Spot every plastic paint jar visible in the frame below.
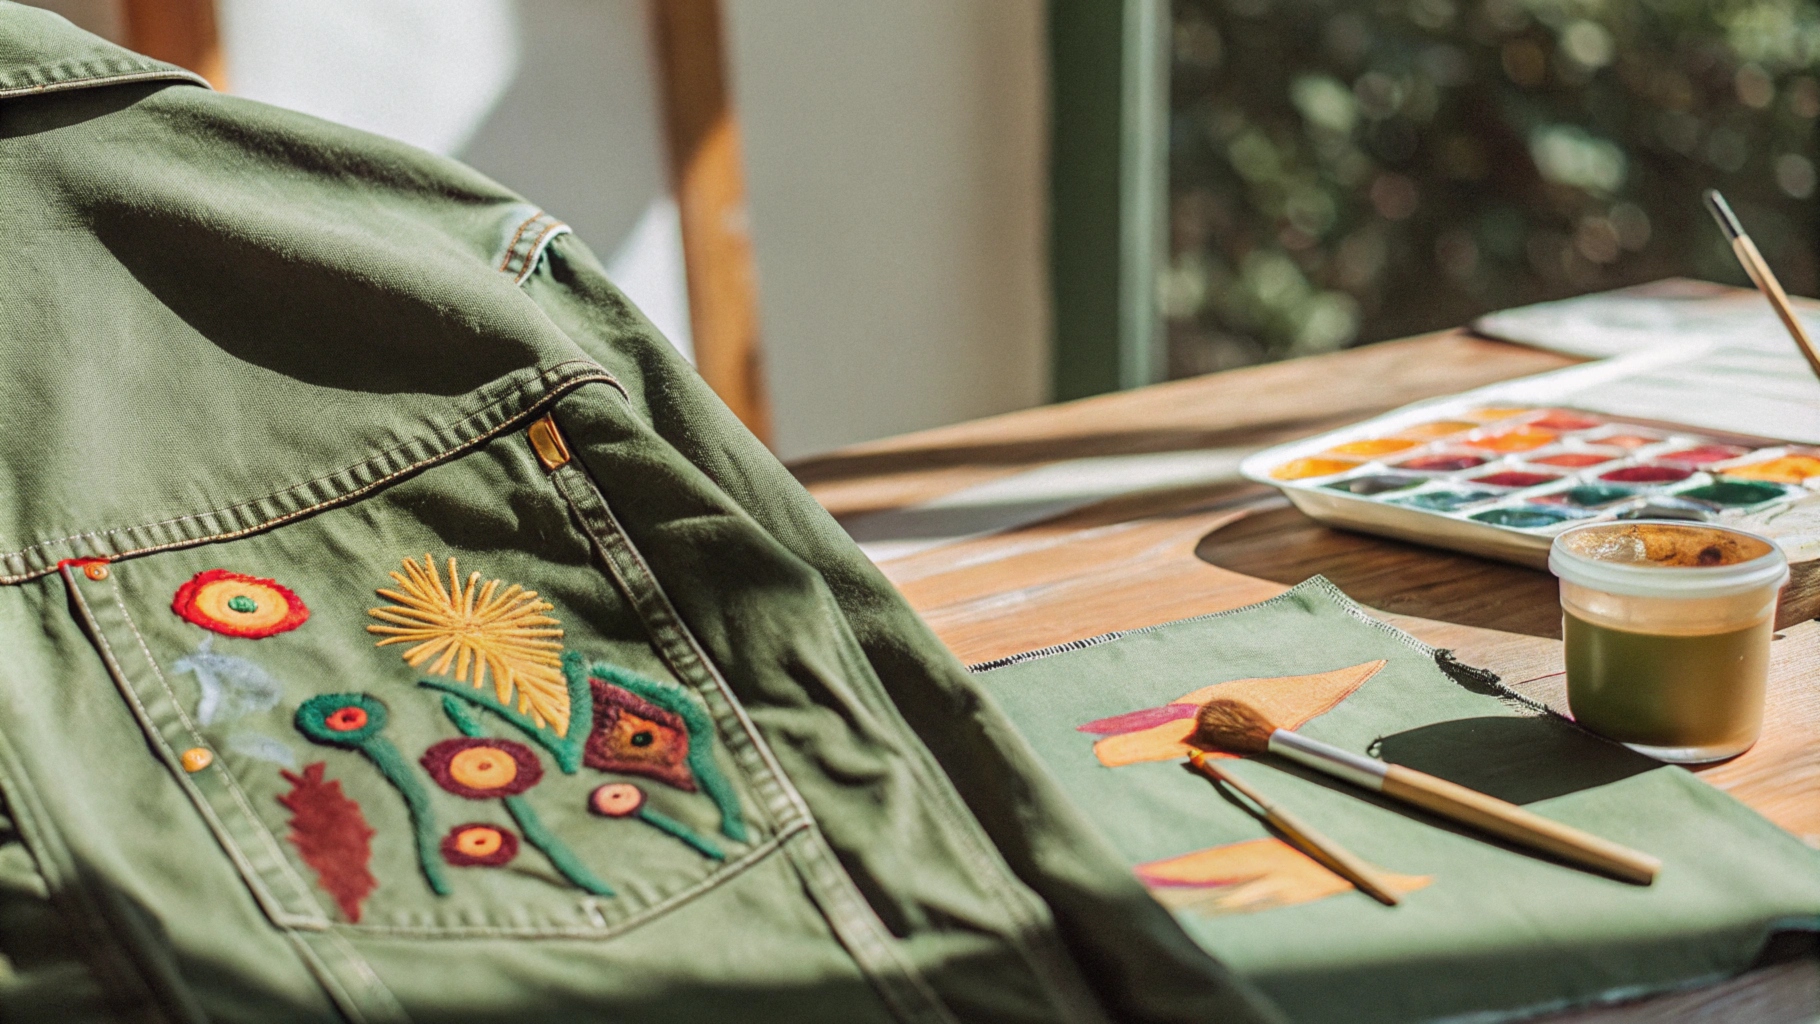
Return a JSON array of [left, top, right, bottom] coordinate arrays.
[[1548, 521, 1788, 763]]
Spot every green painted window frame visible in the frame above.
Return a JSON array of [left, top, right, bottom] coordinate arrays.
[[1048, 0, 1169, 401]]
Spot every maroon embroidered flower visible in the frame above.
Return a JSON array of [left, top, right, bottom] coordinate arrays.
[[441, 823, 519, 867], [421, 738, 543, 799]]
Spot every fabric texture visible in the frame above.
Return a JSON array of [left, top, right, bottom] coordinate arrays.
[[977, 577, 1820, 1024], [0, 6, 1282, 1022]]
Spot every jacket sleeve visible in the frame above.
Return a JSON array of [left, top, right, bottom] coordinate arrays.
[[518, 232, 1285, 1024]]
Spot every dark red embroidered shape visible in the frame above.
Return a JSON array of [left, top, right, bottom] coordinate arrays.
[[584, 680, 696, 790], [421, 737, 543, 799], [174, 569, 310, 638], [277, 762, 377, 922], [441, 823, 520, 867]]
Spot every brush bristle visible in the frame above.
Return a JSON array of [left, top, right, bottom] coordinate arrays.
[[1191, 699, 1277, 754]]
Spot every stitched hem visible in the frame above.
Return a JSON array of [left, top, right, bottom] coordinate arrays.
[[0, 60, 208, 99], [0, 362, 625, 585]]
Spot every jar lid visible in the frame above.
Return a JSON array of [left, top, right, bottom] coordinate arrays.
[[1549, 521, 1789, 599]]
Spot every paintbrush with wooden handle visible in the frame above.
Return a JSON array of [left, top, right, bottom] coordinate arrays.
[[1185, 749, 1403, 906], [1704, 188, 1820, 384], [1192, 699, 1661, 885]]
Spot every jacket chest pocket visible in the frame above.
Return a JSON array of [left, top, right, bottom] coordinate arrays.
[[62, 418, 779, 938]]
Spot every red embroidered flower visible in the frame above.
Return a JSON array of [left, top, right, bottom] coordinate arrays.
[[173, 569, 309, 638], [421, 738, 543, 799], [441, 824, 519, 867]]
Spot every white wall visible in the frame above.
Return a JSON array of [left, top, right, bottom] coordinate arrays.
[[725, 0, 1050, 458], [24, 0, 1053, 460]]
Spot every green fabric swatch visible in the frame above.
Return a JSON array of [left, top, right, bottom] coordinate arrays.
[[976, 577, 1820, 1023]]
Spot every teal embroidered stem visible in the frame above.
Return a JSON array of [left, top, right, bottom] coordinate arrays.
[[436, 695, 614, 896], [636, 807, 725, 860], [581, 658, 748, 842], [504, 795, 615, 896], [295, 693, 450, 895], [441, 694, 486, 739], [421, 670, 590, 773], [365, 734, 451, 896]]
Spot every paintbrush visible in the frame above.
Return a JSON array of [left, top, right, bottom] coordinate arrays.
[[1704, 189, 1820, 384], [1193, 700, 1661, 885], [1184, 749, 1403, 906]]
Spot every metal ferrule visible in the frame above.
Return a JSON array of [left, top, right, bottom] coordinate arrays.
[[1267, 730, 1389, 791]]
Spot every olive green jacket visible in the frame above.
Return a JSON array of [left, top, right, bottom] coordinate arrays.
[[0, 7, 1278, 1022]]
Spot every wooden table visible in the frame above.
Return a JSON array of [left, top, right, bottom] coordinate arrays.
[[791, 329, 1820, 1023]]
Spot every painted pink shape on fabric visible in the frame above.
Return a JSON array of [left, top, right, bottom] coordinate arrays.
[[1077, 704, 1199, 735]]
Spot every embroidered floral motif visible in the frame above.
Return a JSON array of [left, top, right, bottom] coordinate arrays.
[[585, 681, 694, 791], [368, 555, 569, 733], [441, 824, 520, 867], [419, 660, 591, 774], [172, 637, 284, 726], [566, 654, 747, 842], [438, 696, 614, 896], [277, 762, 378, 922], [589, 782, 724, 861], [173, 569, 309, 639], [295, 693, 450, 896], [421, 737, 543, 799]]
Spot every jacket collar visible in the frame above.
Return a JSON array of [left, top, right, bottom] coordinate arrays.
[[0, 1, 208, 99]]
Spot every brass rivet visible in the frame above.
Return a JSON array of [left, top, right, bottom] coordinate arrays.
[[83, 563, 109, 581], [180, 747, 213, 773]]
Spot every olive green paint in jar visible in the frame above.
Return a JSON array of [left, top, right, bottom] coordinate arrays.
[[1548, 522, 1788, 763]]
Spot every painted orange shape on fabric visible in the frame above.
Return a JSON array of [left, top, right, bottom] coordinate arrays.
[[1078, 660, 1386, 768], [1137, 838, 1430, 916]]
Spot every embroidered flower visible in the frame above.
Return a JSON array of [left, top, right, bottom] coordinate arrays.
[[173, 569, 309, 638], [441, 824, 519, 867], [295, 694, 389, 747], [421, 737, 543, 799], [589, 782, 645, 818], [584, 681, 695, 790], [367, 555, 569, 734]]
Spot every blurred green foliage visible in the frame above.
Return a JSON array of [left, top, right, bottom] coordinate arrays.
[[1167, 0, 1820, 375]]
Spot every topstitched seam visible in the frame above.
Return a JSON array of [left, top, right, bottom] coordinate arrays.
[[549, 458, 960, 1024], [107, 573, 327, 919], [0, 67, 209, 99], [511, 221, 571, 286], [64, 570, 323, 930], [328, 823, 804, 939], [0, 366, 623, 585], [497, 215, 541, 272]]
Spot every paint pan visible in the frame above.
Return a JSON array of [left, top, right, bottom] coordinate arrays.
[[1470, 505, 1588, 529], [1675, 480, 1791, 509], [1394, 451, 1488, 473], [1390, 488, 1502, 512], [1721, 453, 1820, 484], [1470, 470, 1562, 489], [1323, 474, 1425, 496], [1600, 465, 1694, 486]]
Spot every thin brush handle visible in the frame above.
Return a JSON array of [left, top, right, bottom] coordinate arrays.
[[1270, 731, 1659, 884], [1380, 766, 1660, 885], [1705, 189, 1820, 383], [1188, 752, 1401, 906]]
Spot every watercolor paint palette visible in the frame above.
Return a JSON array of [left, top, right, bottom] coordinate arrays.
[[1241, 403, 1820, 567]]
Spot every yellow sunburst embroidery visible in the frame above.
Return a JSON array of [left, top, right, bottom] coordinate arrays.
[[366, 555, 570, 734]]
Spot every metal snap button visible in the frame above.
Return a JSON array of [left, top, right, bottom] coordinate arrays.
[[180, 747, 213, 772], [83, 563, 109, 581]]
